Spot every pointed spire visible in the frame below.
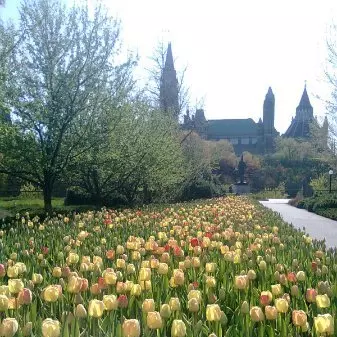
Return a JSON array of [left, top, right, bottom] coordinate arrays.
[[266, 87, 274, 98], [298, 82, 312, 109], [323, 115, 329, 128], [165, 42, 174, 69]]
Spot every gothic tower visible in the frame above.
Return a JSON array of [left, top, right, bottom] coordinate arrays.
[[262, 87, 275, 153], [159, 43, 179, 118], [284, 84, 314, 138]]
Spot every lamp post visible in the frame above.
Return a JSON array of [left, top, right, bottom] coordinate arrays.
[[329, 169, 334, 193]]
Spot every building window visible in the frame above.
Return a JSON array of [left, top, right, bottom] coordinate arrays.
[[230, 138, 238, 145], [251, 137, 257, 144], [241, 137, 249, 145]]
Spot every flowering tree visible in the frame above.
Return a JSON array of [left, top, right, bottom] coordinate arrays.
[[0, 0, 134, 211]]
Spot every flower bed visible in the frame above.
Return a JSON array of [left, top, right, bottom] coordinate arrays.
[[0, 196, 335, 336]]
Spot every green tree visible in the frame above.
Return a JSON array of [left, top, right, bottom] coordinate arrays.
[[0, 0, 134, 212], [274, 137, 314, 161], [67, 101, 184, 205]]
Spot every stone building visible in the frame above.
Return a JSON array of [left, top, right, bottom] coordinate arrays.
[[284, 84, 328, 140], [160, 42, 328, 155], [183, 87, 278, 155]]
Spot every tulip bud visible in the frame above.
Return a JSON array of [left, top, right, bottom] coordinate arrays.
[[259, 260, 267, 271], [271, 284, 282, 297], [160, 303, 171, 318], [75, 304, 87, 318], [291, 285, 299, 297], [306, 288, 317, 303], [219, 288, 226, 301], [296, 271, 305, 282], [247, 269, 256, 280], [22, 322, 33, 336], [241, 301, 249, 314], [188, 298, 199, 312]]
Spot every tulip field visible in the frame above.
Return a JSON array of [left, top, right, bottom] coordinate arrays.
[[0, 196, 336, 336]]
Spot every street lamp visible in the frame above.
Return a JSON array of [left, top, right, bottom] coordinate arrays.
[[329, 169, 334, 193]]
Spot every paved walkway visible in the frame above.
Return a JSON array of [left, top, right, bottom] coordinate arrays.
[[260, 199, 337, 249]]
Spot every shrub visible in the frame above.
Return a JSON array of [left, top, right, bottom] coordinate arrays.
[[19, 183, 42, 199]]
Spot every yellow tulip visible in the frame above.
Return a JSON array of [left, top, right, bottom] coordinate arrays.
[[271, 284, 282, 297], [292, 310, 307, 327], [188, 290, 202, 303], [8, 279, 24, 294], [103, 295, 118, 311], [0, 286, 10, 297], [88, 299, 104, 318], [67, 252, 79, 264], [122, 319, 140, 337], [316, 294, 330, 308], [116, 259, 126, 269], [142, 298, 155, 313], [275, 298, 289, 313], [206, 304, 221, 321], [103, 270, 117, 285], [173, 269, 185, 286], [250, 306, 265, 322], [43, 285, 60, 302], [0, 318, 19, 337], [41, 318, 60, 337], [6, 266, 19, 278], [139, 268, 151, 281], [32, 273, 43, 285], [205, 262, 216, 273], [314, 314, 334, 335], [147, 311, 163, 329], [130, 284, 142, 297], [265, 306, 277, 320], [169, 297, 181, 311], [171, 320, 186, 337], [0, 294, 9, 311], [158, 263, 169, 275], [52, 267, 62, 278]]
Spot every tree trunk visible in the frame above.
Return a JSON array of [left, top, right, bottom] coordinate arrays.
[[43, 174, 54, 214]]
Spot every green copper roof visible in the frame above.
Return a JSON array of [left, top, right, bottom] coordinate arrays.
[[207, 118, 259, 137]]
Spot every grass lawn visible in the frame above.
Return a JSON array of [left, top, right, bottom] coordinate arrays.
[[0, 197, 64, 218]]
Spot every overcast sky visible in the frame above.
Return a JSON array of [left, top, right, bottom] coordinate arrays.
[[2, 0, 337, 133]]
